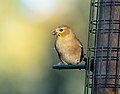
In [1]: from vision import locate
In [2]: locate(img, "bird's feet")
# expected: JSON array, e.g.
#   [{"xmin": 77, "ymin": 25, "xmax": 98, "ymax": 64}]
[{"xmin": 57, "ymin": 62, "xmax": 68, "ymax": 65}]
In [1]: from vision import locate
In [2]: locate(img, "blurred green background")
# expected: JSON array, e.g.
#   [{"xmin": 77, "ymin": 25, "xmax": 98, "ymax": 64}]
[{"xmin": 0, "ymin": 0, "xmax": 90, "ymax": 94}]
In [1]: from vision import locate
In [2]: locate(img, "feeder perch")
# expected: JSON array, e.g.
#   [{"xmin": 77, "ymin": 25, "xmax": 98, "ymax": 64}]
[{"xmin": 53, "ymin": 63, "xmax": 86, "ymax": 70}]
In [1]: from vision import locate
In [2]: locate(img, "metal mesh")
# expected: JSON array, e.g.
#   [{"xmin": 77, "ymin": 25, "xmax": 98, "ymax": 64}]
[{"xmin": 85, "ymin": 0, "xmax": 120, "ymax": 94}]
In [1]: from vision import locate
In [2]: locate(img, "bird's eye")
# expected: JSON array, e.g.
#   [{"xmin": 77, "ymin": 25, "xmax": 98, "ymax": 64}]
[{"xmin": 60, "ymin": 29, "xmax": 63, "ymax": 32}]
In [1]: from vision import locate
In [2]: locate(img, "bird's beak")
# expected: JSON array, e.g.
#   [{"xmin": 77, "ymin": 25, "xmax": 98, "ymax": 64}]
[{"xmin": 52, "ymin": 30, "xmax": 57, "ymax": 35}]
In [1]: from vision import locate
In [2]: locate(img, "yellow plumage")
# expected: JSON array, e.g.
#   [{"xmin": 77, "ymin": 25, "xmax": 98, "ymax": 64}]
[{"xmin": 52, "ymin": 25, "xmax": 84, "ymax": 65}]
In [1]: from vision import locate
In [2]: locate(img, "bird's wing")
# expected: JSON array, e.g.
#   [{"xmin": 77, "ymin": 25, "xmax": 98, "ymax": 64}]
[{"xmin": 77, "ymin": 39, "xmax": 84, "ymax": 62}]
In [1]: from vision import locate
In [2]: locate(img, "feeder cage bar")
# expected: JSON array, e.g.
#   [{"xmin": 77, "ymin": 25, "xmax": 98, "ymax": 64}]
[{"xmin": 85, "ymin": 0, "xmax": 120, "ymax": 94}]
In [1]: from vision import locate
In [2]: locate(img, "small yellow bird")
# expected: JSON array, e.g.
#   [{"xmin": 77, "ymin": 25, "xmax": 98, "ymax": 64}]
[{"xmin": 52, "ymin": 25, "xmax": 85, "ymax": 65}]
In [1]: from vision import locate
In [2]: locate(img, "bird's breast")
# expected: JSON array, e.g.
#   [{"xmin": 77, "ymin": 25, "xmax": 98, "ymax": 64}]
[{"xmin": 56, "ymin": 39, "xmax": 81, "ymax": 64}]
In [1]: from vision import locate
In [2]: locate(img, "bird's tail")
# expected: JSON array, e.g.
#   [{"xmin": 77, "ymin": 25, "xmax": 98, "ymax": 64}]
[{"xmin": 83, "ymin": 57, "xmax": 94, "ymax": 72}]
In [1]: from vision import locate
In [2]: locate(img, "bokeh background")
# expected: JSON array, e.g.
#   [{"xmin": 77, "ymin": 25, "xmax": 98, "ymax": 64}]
[{"xmin": 0, "ymin": 0, "xmax": 90, "ymax": 94}]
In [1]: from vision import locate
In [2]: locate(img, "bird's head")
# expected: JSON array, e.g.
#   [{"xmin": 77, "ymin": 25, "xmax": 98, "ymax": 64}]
[{"xmin": 52, "ymin": 25, "xmax": 75, "ymax": 39}]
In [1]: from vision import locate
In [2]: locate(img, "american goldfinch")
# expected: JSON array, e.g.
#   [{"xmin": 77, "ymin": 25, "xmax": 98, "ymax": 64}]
[{"xmin": 52, "ymin": 25, "xmax": 85, "ymax": 65}]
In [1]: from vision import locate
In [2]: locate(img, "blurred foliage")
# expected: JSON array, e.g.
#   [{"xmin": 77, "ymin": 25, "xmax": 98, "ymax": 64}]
[{"xmin": 0, "ymin": 0, "xmax": 90, "ymax": 94}]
